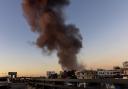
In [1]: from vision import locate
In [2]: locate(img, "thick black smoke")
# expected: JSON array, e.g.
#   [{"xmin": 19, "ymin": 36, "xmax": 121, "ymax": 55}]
[{"xmin": 22, "ymin": 0, "xmax": 83, "ymax": 70}]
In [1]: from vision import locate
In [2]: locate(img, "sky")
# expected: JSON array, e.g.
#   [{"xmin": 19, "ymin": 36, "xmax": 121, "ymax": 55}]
[{"xmin": 0, "ymin": 0, "xmax": 128, "ymax": 76}]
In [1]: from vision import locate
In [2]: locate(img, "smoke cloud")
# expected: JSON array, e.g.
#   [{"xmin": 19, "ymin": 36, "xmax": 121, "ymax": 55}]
[{"xmin": 22, "ymin": 0, "xmax": 83, "ymax": 70}]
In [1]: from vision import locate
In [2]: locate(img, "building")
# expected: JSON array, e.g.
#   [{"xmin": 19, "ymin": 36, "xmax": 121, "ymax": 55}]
[
  {"xmin": 8, "ymin": 72, "xmax": 17, "ymax": 79},
  {"xmin": 97, "ymin": 69, "xmax": 122, "ymax": 78},
  {"xmin": 47, "ymin": 71, "xmax": 58, "ymax": 79},
  {"xmin": 75, "ymin": 70, "xmax": 97, "ymax": 79},
  {"xmin": 60, "ymin": 70, "xmax": 77, "ymax": 79},
  {"xmin": 122, "ymin": 61, "xmax": 128, "ymax": 78}
]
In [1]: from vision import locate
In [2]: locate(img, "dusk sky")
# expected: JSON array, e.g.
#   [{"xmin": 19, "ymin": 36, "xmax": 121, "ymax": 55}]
[{"xmin": 0, "ymin": 0, "xmax": 128, "ymax": 76}]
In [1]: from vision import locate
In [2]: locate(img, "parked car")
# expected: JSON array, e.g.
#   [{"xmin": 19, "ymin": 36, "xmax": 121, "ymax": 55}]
[{"xmin": 0, "ymin": 77, "xmax": 11, "ymax": 88}]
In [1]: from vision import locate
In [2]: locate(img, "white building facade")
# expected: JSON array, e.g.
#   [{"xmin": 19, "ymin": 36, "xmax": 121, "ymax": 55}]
[
  {"xmin": 75, "ymin": 70, "xmax": 97, "ymax": 79},
  {"xmin": 123, "ymin": 61, "xmax": 128, "ymax": 78},
  {"xmin": 97, "ymin": 69, "xmax": 122, "ymax": 78}
]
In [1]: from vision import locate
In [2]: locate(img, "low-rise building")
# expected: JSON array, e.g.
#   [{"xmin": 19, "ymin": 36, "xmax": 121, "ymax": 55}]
[
  {"xmin": 122, "ymin": 61, "xmax": 128, "ymax": 78},
  {"xmin": 97, "ymin": 69, "xmax": 122, "ymax": 78},
  {"xmin": 47, "ymin": 71, "xmax": 58, "ymax": 79},
  {"xmin": 75, "ymin": 70, "xmax": 97, "ymax": 79}
]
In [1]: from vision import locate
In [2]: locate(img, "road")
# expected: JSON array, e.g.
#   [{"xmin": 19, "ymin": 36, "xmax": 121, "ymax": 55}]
[
  {"xmin": 10, "ymin": 83, "xmax": 27, "ymax": 89},
  {"xmin": 10, "ymin": 83, "xmax": 36, "ymax": 89},
  {"xmin": 1, "ymin": 83, "xmax": 101, "ymax": 89}
]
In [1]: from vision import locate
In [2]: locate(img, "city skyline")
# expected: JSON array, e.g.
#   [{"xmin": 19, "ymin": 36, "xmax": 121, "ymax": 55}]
[{"xmin": 0, "ymin": 0, "xmax": 128, "ymax": 76}]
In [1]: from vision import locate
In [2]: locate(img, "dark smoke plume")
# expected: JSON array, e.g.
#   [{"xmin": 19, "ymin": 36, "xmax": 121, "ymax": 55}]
[{"xmin": 22, "ymin": 0, "xmax": 83, "ymax": 70}]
